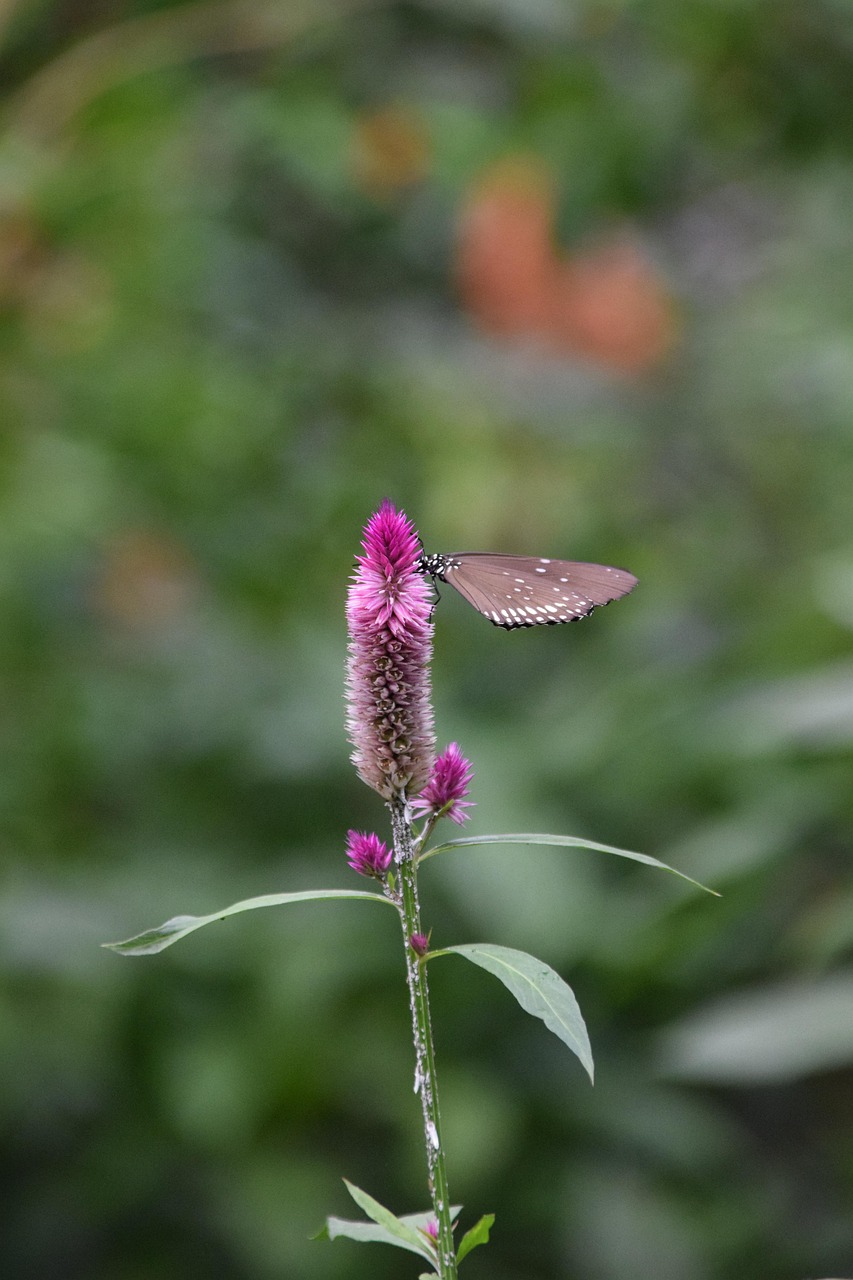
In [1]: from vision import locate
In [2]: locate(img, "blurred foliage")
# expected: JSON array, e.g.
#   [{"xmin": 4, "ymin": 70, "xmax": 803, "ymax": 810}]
[{"xmin": 2, "ymin": 1, "xmax": 853, "ymax": 1277}]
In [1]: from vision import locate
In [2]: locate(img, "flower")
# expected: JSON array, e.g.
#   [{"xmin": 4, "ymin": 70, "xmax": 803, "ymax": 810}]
[
  {"xmin": 409, "ymin": 932, "xmax": 430, "ymax": 956},
  {"xmin": 346, "ymin": 829, "xmax": 393, "ymax": 878},
  {"xmin": 411, "ymin": 742, "xmax": 474, "ymax": 825},
  {"xmin": 345, "ymin": 500, "xmax": 435, "ymax": 800}
]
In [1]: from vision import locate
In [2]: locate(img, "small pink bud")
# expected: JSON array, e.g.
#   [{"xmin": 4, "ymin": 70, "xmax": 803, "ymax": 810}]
[
  {"xmin": 411, "ymin": 742, "xmax": 474, "ymax": 825},
  {"xmin": 410, "ymin": 932, "xmax": 430, "ymax": 956},
  {"xmin": 345, "ymin": 829, "xmax": 392, "ymax": 878}
]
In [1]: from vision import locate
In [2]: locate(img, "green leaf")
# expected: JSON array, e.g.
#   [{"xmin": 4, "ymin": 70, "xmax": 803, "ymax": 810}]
[
  {"xmin": 421, "ymin": 832, "xmax": 718, "ymax": 895},
  {"xmin": 658, "ymin": 970, "xmax": 853, "ymax": 1084},
  {"xmin": 103, "ymin": 889, "xmax": 394, "ymax": 955},
  {"xmin": 317, "ymin": 1211, "xmax": 432, "ymax": 1261},
  {"xmin": 433, "ymin": 943, "xmax": 594, "ymax": 1082},
  {"xmin": 456, "ymin": 1213, "xmax": 495, "ymax": 1265},
  {"xmin": 318, "ymin": 1181, "xmax": 445, "ymax": 1262}
]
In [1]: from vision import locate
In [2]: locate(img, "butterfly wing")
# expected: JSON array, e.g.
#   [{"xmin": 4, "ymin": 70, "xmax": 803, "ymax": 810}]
[{"xmin": 442, "ymin": 554, "xmax": 637, "ymax": 629}]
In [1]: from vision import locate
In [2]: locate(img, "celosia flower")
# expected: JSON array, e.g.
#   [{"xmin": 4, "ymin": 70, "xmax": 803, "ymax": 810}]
[
  {"xmin": 346, "ymin": 501, "xmax": 435, "ymax": 800},
  {"xmin": 411, "ymin": 742, "xmax": 474, "ymax": 825},
  {"xmin": 346, "ymin": 829, "xmax": 392, "ymax": 878}
]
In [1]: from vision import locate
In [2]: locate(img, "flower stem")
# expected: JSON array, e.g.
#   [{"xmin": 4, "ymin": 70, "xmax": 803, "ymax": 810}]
[{"xmin": 389, "ymin": 797, "xmax": 457, "ymax": 1280}]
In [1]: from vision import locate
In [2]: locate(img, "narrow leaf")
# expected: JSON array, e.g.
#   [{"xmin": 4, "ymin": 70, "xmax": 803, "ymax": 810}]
[
  {"xmin": 434, "ymin": 943, "xmax": 594, "ymax": 1082},
  {"xmin": 658, "ymin": 971, "xmax": 853, "ymax": 1084},
  {"xmin": 319, "ymin": 1190, "xmax": 462, "ymax": 1264},
  {"xmin": 456, "ymin": 1213, "xmax": 495, "ymax": 1265},
  {"xmin": 342, "ymin": 1181, "xmax": 435, "ymax": 1260},
  {"xmin": 103, "ymin": 889, "xmax": 393, "ymax": 956},
  {"xmin": 318, "ymin": 1213, "xmax": 431, "ymax": 1261},
  {"xmin": 422, "ymin": 832, "xmax": 718, "ymax": 895}
]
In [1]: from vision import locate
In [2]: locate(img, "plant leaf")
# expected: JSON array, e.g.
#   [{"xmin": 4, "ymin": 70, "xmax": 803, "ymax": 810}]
[
  {"xmin": 318, "ymin": 1212, "xmax": 432, "ymax": 1261},
  {"xmin": 456, "ymin": 1213, "xmax": 495, "ymax": 1265},
  {"xmin": 319, "ymin": 1185, "xmax": 464, "ymax": 1264},
  {"xmin": 433, "ymin": 943, "xmax": 594, "ymax": 1082},
  {"xmin": 103, "ymin": 889, "xmax": 394, "ymax": 956},
  {"xmin": 658, "ymin": 970, "xmax": 853, "ymax": 1084},
  {"xmin": 421, "ymin": 832, "xmax": 718, "ymax": 895},
  {"xmin": 332, "ymin": 1181, "xmax": 437, "ymax": 1260}
]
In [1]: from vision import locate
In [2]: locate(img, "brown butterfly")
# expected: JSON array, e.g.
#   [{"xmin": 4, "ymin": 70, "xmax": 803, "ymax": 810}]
[{"xmin": 416, "ymin": 552, "xmax": 637, "ymax": 630}]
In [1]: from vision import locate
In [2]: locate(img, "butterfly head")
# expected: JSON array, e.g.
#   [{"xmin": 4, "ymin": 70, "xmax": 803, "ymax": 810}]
[{"xmin": 416, "ymin": 553, "xmax": 457, "ymax": 582}]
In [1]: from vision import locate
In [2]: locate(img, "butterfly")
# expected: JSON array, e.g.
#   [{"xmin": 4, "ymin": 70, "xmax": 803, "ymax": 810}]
[{"xmin": 415, "ymin": 552, "xmax": 637, "ymax": 630}]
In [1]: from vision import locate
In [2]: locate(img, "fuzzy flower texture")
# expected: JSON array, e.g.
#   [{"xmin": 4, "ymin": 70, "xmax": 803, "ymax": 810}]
[
  {"xmin": 411, "ymin": 742, "xmax": 474, "ymax": 826},
  {"xmin": 346, "ymin": 830, "xmax": 392, "ymax": 879},
  {"xmin": 346, "ymin": 500, "xmax": 435, "ymax": 800}
]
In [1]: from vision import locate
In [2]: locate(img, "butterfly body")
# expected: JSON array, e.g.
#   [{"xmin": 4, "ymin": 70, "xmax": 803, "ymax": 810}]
[{"xmin": 416, "ymin": 552, "xmax": 637, "ymax": 630}]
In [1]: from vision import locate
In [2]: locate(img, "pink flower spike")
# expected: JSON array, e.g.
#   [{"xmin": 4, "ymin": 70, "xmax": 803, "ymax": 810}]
[
  {"xmin": 346, "ymin": 829, "xmax": 392, "ymax": 879},
  {"xmin": 345, "ymin": 501, "xmax": 435, "ymax": 800},
  {"xmin": 412, "ymin": 742, "xmax": 475, "ymax": 825},
  {"xmin": 410, "ymin": 932, "xmax": 430, "ymax": 956}
]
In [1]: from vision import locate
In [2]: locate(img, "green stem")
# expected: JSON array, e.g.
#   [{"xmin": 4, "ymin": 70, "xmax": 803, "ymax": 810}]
[{"xmin": 389, "ymin": 797, "xmax": 457, "ymax": 1280}]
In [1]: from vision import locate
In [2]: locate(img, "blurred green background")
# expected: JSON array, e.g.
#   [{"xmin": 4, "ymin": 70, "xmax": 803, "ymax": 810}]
[{"xmin": 2, "ymin": 1, "xmax": 853, "ymax": 1277}]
